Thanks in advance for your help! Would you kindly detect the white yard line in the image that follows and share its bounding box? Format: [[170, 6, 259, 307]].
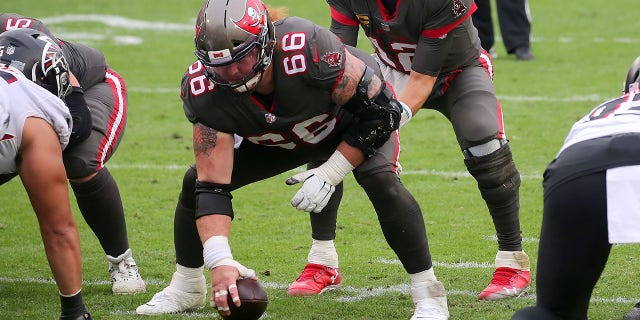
[[1, 276, 636, 306], [126, 86, 609, 103]]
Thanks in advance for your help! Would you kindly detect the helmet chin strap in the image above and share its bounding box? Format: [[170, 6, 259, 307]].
[[233, 71, 263, 93], [232, 38, 274, 93]]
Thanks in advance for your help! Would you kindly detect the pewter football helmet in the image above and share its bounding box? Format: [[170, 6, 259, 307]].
[[194, 0, 275, 92]]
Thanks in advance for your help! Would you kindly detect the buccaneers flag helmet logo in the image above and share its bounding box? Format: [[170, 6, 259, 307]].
[[231, 0, 265, 36]]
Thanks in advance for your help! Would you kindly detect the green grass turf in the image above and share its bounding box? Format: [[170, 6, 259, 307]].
[[1, 0, 639, 319]]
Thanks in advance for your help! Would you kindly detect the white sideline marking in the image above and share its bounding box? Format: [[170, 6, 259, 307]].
[[55, 32, 143, 45], [42, 14, 193, 31]]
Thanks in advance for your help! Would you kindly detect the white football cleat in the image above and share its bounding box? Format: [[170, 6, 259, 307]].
[[136, 271, 206, 315], [106, 248, 146, 294]]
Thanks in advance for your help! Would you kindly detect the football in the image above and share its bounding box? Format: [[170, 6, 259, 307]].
[[221, 278, 268, 320]]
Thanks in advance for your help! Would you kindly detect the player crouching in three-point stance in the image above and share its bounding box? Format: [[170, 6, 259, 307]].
[[512, 56, 640, 320], [0, 13, 145, 294], [136, 0, 448, 319], [0, 28, 92, 320]]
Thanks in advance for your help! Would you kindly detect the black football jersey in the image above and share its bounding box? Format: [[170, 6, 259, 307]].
[[181, 16, 372, 152], [327, 0, 482, 75], [0, 13, 108, 89]]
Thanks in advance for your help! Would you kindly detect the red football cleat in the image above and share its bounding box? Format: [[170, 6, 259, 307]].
[[287, 263, 342, 296], [479, 267, 531, 301]]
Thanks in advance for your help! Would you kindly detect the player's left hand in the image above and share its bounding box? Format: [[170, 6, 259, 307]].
[[286, 169, 335, 213]]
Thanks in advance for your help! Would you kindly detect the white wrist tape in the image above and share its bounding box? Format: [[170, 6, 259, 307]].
[[315, 150, 355, 186], [399, 101, 412, 128], [203, 235, 232, 270], [214, 258, 257, 278]]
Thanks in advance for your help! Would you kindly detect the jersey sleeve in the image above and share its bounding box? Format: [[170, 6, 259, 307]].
[[180, 61, 219, 125], [421, 0, 476, 39], [326, 0, 359, 46], [291, 18, 347, 92], [411, 0, 476, 76], [180, 65, 202, 124]]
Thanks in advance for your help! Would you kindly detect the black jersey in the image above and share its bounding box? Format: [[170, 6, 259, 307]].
[[327, 0, 482, 75], [180, 16, 382, 152], [0, 13, 108, 89]]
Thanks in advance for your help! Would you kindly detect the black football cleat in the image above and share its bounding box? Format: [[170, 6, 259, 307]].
[[624, 302, 640, 320], [59, 312, 92, 320], [514, 47, 534, 61]]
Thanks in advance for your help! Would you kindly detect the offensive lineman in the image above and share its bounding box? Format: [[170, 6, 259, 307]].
[[137, 0, 448, 319], [512, 56, 640, 320], [0, 28, 92, 320], [288, 0, 530, 301], [0, 13, 145, 294]]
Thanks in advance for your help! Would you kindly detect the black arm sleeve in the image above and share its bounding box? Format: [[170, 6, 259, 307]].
[[64, 87, 93, 148], [329, 19, 359, 47]]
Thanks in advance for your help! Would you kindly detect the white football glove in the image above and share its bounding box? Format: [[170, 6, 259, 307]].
[[286, 151, 355, 213], [399, 101, 413, 128], [287, 171, 336, 213]]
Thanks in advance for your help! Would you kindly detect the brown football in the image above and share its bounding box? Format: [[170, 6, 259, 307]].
[[221, 278, 268, 320]]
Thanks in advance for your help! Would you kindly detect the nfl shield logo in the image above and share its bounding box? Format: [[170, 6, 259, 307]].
[[265, 113, 276, 123]]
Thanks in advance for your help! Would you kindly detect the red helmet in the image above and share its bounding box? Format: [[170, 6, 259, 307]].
[[194, 0, 275, 93]]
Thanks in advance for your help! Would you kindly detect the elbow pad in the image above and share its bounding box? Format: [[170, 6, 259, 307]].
[[342, 66, 401, 156], [195, 180, 234, 219], [64, 87, 93, 147]]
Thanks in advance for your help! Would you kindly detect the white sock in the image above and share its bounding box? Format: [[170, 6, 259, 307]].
[[410, 268, 446, 303], [495, 250, 530, 270], [307, 239, 339, 268], [410, 267, 437, 285], [176, 264, 204, 278], [171, 264, 205, 293]]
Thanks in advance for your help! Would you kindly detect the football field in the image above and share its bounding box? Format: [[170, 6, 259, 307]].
[[1, 0, 639, 319]]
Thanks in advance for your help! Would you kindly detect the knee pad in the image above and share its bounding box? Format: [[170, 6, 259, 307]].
[[62, 153, 94, 179], [464, 142, 521, 205], [464, 138, 504, 158]]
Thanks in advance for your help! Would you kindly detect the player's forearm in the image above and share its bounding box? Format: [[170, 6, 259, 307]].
[[196, 214, 232, 243], [398, 71, 436, 115], [336, 141, 365, 167]]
